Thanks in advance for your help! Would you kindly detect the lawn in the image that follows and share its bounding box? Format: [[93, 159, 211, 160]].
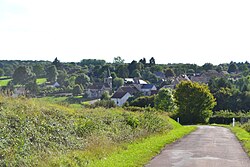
[[36, 78, 47, 85], [0, 78, 11, 86]]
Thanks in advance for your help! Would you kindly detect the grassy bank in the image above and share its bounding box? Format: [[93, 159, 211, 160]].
[[230, 126, 250, 156], [212, 124, 250, 157], [0, 96, 195, 166]]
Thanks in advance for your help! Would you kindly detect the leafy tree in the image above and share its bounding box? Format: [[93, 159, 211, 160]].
[[12, 66, 35, 85], [130, 95, 155, 107], [25, 81, 38, 96], [128, 60, 138, 75], [139, 58, 146, 65], [57, 69, 68, 86], [154, 88, 175, 112], [174, 81, 216, 124], [80, 59, 106, 66], [116, 64, 129, 78], [164, 68, 175, 78], [72, 84, 83, 96], [46, 65, 58, 83], [202, 63, 213, 71], [131, 69, 141, 78], [228, 63, 238, 73], [149, 57, 155, 65], [101, 91, 110, 100], [113, 56, 125, 64], [33, 64, 45, 78], [113, 77, 124, 89], [75, 74, 90, 88], [0, 68, 4, 77]]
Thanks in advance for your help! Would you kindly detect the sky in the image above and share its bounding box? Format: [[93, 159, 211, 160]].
[[0, 0, 250, 65]]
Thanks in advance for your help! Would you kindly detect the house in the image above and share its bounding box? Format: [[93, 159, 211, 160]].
[[161, 74, 190, 89], [116, 85, 139, 95], [190, 70, 228, 83], [111, 91, 132, 106], [46, 82, 60, 88], [154, 71, 166, 80], [141, 84, 157, 96], [86, 83, 111, 98], [124, 78, 147, 85]]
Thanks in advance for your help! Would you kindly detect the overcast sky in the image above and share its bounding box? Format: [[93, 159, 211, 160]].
[[0, 0, 250, 65]]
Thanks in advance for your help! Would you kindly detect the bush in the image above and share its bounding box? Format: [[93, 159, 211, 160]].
[[129, 95, 155, 108], [90, 100, 116, 108], [0, 96, 174, 166]]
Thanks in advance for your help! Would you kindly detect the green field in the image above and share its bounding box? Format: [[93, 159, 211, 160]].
[[0, 78, 11, 86], [36, 78, 47, 84], [0, 78, 47, 86]]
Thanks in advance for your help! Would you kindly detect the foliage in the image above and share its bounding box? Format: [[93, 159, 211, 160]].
[[155, 88, 175, 112], [0, 68, 4, 77], [80, 59, 106, 66], [46, 65, 58, 83], [113, 56, 124, 64], [113, 77, 124, 89], [228, 63, 238, 73], [75, 74, 90, 88], [90, 100, 116, 108], [100, 91, 110, 100], [129, 95, 155, 108], [0, 96, 179, 166], [12, 66, 35, 85], [174, 81, 216, 124], [72, 84, 83, 96], [164, 68, 175, 78]]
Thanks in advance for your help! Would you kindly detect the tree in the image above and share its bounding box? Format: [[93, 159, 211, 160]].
[[101, 91, 110, 100], [25, 81, 38, 96], [116, 64, 129, 78], [154, 88, 175, 112], [33, 64, 45, 78], [228, 63, 238, 73], [131, 69, 141, 78], [72, 84, 83, 96], [139, 58, 146, 65], [46, 65, 58, 83], [164, 68, 175, 78], [202, 63, 213, 71], [12, 66, 34, 85], [113, 56, 125, 64], [113, 77, 124, 89], [0, 68, 4, 77], [128, 60, 138, 75], [75, 74, 90, 88], [52, 57, 62, 69], [174, 81, 216, 124], [149, 57, 155, 65]]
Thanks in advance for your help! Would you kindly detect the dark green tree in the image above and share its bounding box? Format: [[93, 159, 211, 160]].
[[149, 57, 155, 65], [75, 74, 90, 88], [228, 63, 238, 73], [164, 68, 175, 78], [12, 66, 34, 85], [72, 84, 83, 96], [46, 65, 58, 83], [174, 81, 216, 124], [0, 68, 4, 77]]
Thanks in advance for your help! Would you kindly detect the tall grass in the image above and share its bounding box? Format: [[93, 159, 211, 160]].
[[0, 96, 176, 166]]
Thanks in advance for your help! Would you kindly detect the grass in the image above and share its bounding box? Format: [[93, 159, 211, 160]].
[[230, 126, 250, 156], [88, 125, 196, 167], [1, 96, 189, 166], [0, 77, 46, 87], [36, 78, 47, 85], [212, 124, 250, 157], [0, 78, 11, 86]]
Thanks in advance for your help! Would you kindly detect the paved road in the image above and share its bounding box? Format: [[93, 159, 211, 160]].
[[146, 126, 250, 167]]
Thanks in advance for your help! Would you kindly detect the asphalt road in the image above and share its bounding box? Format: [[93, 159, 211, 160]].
[[146, 126, 250, 167]]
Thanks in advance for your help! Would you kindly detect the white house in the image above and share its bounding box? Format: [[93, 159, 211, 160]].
[[111, 91, 132, 106]]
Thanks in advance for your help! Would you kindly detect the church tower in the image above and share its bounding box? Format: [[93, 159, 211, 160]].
[[104, 68, 112, 89]]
